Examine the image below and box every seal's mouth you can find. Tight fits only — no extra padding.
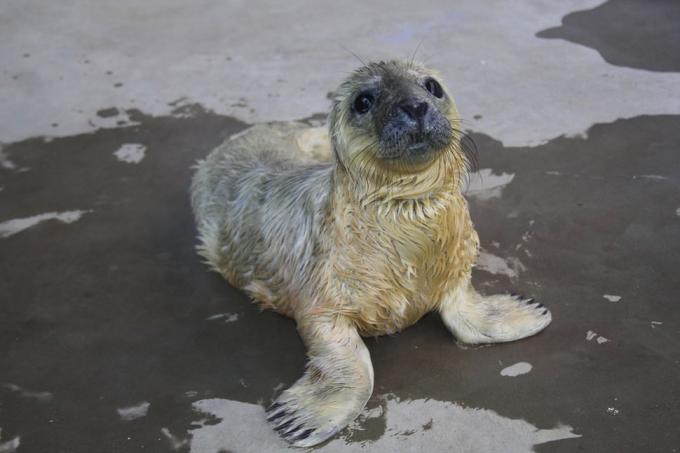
[402,134,446,164]
[378,98,453,167]
[379,128,451,165]
[407,141,428,152]
[406,131,436,152]
[380,140,430,160]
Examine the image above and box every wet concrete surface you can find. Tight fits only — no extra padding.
[537,0,680,72]
[2,1,680,452]
[2,108,679,452]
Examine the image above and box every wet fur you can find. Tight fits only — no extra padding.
[192,62,474,333]
[190,60,551,446]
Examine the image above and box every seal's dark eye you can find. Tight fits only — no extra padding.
[353,93,374,114]
[425,78,444,98]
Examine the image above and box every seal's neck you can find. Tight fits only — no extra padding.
[333,149,466,209]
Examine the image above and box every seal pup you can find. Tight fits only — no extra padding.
[190,60,551,447]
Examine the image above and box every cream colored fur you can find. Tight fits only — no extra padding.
[190,60,551,447]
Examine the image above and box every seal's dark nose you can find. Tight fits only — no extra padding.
[400,100,428,121]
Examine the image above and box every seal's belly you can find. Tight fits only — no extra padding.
[340,242,477,337]
[348,264,472,336]
[334,198,479,337]
[351,292,438,336]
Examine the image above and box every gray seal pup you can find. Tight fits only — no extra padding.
[190,59,551,447]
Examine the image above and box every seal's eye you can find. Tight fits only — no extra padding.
[353,93,374,114]
[424,78,444,98]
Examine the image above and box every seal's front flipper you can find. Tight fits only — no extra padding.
[439,281,552,344]
[266,316,373,447]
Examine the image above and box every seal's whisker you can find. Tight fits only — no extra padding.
[451,127,479,175]
[409,39,425,68]
[340,45,367,67]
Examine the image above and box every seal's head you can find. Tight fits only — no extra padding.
[329,60,463,187]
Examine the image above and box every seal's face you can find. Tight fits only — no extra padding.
[330,60,459,175]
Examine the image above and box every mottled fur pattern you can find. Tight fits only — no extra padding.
[191,60,551,447]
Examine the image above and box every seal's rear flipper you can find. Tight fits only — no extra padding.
[266,316,373,447]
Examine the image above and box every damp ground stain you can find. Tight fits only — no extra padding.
[1,112,680,452]
[537,0,680,72]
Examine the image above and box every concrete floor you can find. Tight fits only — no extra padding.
[1,1,679,452]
